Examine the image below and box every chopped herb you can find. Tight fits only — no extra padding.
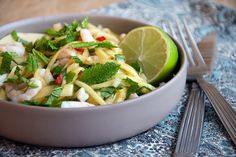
[124,78,140,98]
[80,62,120,85]
[49,99,62,108]
[32,49,49,65]
[88,48,95,54]
[10,30,29,46]
[56,32,78,47]
[71,41,117,49]
[45,87,63,106]
[46,28,62,37]
[48,40,58,50]
[26,53,38,73]
[72,56,83,65]
[34,37,50,51]
[81,17,89,28]
[52,66,63,76]
[115,54,125,62]
[5,66,38,88]
[44,18,89,50]
[71,20,79,30]
[99,87,116,99]
[23,100,46,106]
[130,61,142,73]
[25,42,34,53]
[66,71,76,83]
[10,30,18,41]
[0,52,16,74]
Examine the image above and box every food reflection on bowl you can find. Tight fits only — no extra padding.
[0,14,187,147]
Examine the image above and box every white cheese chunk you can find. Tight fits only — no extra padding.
[128,93,139,100]
[61,101,94,108]
[77,87,89,102]
[0,74,7,86]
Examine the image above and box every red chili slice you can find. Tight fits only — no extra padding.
[55,73,63,85]
[96,36,106,41]
[74,48,84,54]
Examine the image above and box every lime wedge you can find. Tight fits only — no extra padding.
[119,26,178,84]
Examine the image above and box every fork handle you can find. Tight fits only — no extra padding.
[174,83,205,157]
[197,78,236,146]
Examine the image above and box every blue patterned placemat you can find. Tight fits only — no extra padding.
[0,0,235,156]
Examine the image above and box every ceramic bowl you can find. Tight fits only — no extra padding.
[0,14,187,147]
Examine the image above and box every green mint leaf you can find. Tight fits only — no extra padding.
[5,66,38,88]
[11,30,18,41]
[25,42,34,53]
[56,32,78,47]
[10,30,29,46]
[15,66,21,77]
[34,37,50,51]
[71,20,79,30]
[49,99,62,108]
[23,100,46,106]
[99,87,116,99]
[48,40,58,50]
[66,71,76,83]
[26,53,38,73]
[0,52,14,74]
[72,56,82,65]
[46,28,61,37]
[32,49,49,65]
[130,61,142,73]
[81,17,89,28]
[45,86,63,106]
[52,65,63,76]
[124,78,140,98]
[80,62,120,85]
[71,41,117,49]
[5,76,18,84]
[115,54,125,62]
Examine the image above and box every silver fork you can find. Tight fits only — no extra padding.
[162,21,207,157]
[162,20,236,156]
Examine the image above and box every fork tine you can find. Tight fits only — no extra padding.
[183,19,206,67]
[161,22,168,32]
[175,21,195,66]
[167,21,178,39]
